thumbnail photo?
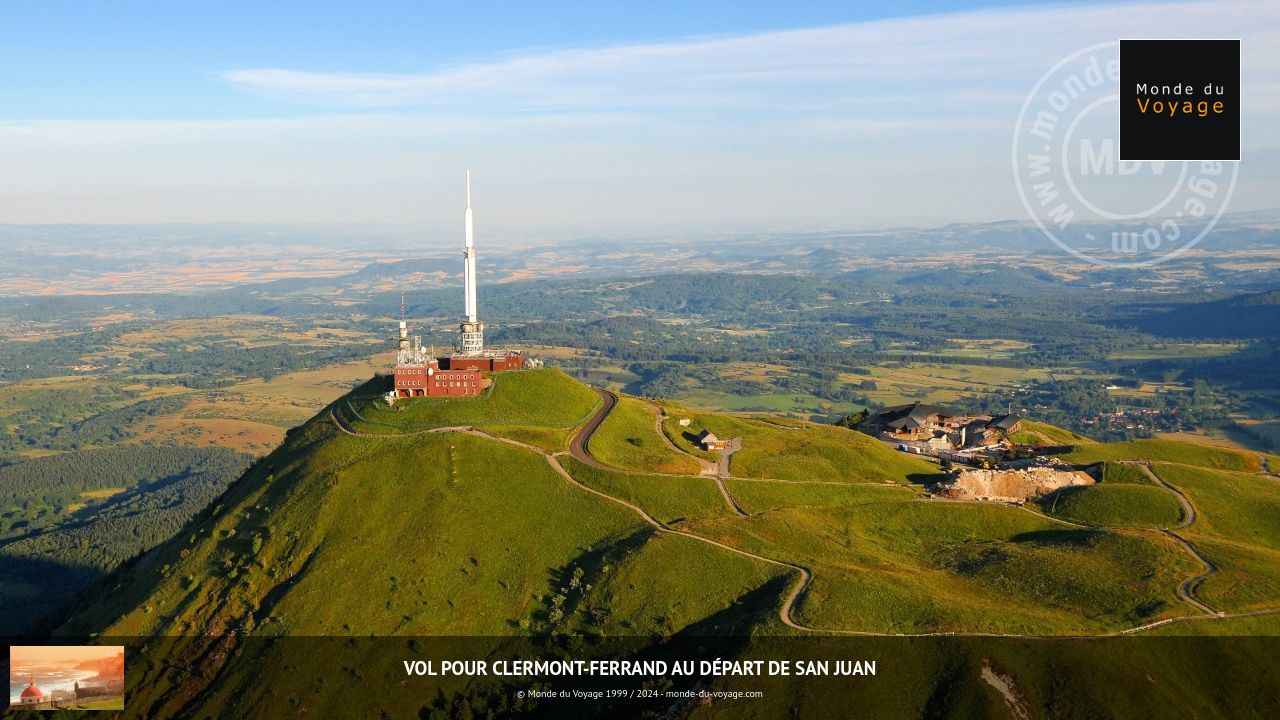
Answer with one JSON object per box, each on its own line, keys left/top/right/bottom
{"left": 8, "top": 646, "right": 124, "bottom": 711}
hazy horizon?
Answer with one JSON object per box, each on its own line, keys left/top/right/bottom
{"left": 2, "top": 0, "right": 1277, "bottom": 235}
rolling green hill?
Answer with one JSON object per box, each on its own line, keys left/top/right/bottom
{"left": 1038, "top": 484, "right": 1186, "bottom": 528}
{"left": 661, "top": 404, "right": 940, "bottom": 483}
{"left": 1152, "top": 463, "right": 1280, "bottom": 612}
{"left": 588, "top": 396, "right": 702, "bottom": 475}
{"left": 1063, "top": 438, "right": 1261, "bottom": 472}
{"left": 340, "top": 368, "right": 600, "bottom": 452}
{"left": 39, "top": 370, "right": 1280, "bottom": 718}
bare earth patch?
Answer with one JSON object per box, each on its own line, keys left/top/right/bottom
{"left": 935, "top": 459, "right": 1095, "bottom": 503}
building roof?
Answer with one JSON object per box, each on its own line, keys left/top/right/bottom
{"left": 988, "top": 414, "right": 1022, "bottom": 430}
{"left": 22, "top": 683, "right": 44, "bottom": 699}
{"left": 877, "top": 402, "right": 959, "bottom": 430}
{"left": 695, "top": 430, "right": 720, "bottom": 444}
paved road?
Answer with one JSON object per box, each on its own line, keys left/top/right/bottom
{"left": 717, "top": 437, "right": 742, "bottom": 476}
{"left": 329, "top": 397, "right": 1277, "bottom": 637}
{"left": 715, "top": 438, "right": 749, "bottom": 517}
{"left": 567, "top": 388, "right": 617, "bottom": 471}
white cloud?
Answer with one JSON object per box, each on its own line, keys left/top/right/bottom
{"left": 220, "top": 0, "right": 1280, "bottom": 117}
{"left": 2, "top": 0, "right": 1278, "bottom": 228}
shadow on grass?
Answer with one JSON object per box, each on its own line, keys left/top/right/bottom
{"left": 907, "top": 471, "right": 949, "bottom": 486}
{"left": 1008, "top": 528, "right": 1103, "bottom": 546}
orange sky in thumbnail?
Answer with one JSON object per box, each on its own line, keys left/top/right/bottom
{"left": 9, "top": 646, "right": 122, "bottom": 665}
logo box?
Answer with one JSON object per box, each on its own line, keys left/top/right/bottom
{"left": 1119, "top": 39, "right": 1240, "bottom": 161}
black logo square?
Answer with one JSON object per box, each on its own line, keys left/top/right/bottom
{"left": 1120, "top": 39, "right": 1239, "bottom": 160}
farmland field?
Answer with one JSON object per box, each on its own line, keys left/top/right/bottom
{"left": 846, "top": 362, "right": 1067, "bottom": 407}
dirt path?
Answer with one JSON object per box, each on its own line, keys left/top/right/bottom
{"left": 1122, "top": 461, "right": 1196, "bottom": 528}
{"left": 922, "top": 495, "right": 1095, "bottom": 530}
{"left": 1257, "top": 453, "right": 1280, "bottom": 481}
{"left": 648, "top": 401, "right": 719, "bottom": 476}
{"left": 329, "top": 398, "right": 1276, "bottom": 638}
{"left": 1119, "top": 461, "right": 1221, "bottom": 616}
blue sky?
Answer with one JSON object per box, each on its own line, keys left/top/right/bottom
{"left": 2, "top": 0, "right": 1072, "bottom": 120}
{"left": 1, "top": 0, "right": 1276, "bottom": 233}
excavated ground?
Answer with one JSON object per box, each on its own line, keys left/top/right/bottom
{"left": 933, "top": 459, "right": 1095, "bottom": 504}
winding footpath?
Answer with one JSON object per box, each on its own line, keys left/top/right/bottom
{"left": 329, "top": 395, "right": 1278, "bottom": 639}
{"left": 644, "top": 398, "right": 747, "bottom": 516}
{"left": 1118, "top": 460, "right": 1222, "bottom": 616}
{"left": 649, "top": 401, "right": 719, "bottom": 477}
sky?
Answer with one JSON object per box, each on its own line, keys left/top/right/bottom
{"left": 1, "top": 0, "right": 1277, "bottom": 237}
{"left": 9, "top": 645, "right": 121, "bottom": 664}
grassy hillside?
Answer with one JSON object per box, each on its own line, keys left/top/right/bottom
{"left": 1153, "top": 464, "right": 1280, "bottom": 549}
{"left": 58, "top": 380, "right": 1254, "bottom": 639}
{"left": 1010, "top": 420, "right": 1094, "bottom": 445}
{"left": 588, "top": 396, "right": 702, "bottom": 475}
{"left": 700, "top": 481, "right": 1197, "bottom": 635}
{"left": 561, "top": 456, "right": 728, "bottom": 525}
{"left": 344, "top": 368, "right": 600, "bottom": 433}
{"left": 1038, "top": 484, "right": 1186, "bottom": 529}
{"left": 1063, "top": 439, "right": 1260, "bottom": 472}
{"left": 51, "top": 376, "right": 784, "bottom": 718}
{"left": 1153, "top": 463, "right": 1280, "bottom": 612}
{"left": 726, "top": 479, "right": 919, "bottom": 514}
{"left": 57, "top": 422, "right": 773, "bottom": 642}
{"left": 662, "top": 407, "right": 940, "bottom": 483}
{"left": 1100, "top": 461, "right": 1155, "bottom": 484}
{"left": 38, "top": 370, "right": 1280, "bottom": 717}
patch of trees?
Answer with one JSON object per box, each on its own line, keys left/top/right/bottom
{"left": 0, "top": 446, "right": 250, "bottom": 634}
{"left": 0, "top": 445, "right": 247, "bottom": 531}
{"left": 140, "top": 341, "right": 376, "bottom": 388}
{"left": 1139, "top": 345, "right": 1280, "bottom": 393}
{"left": 1122, "top": 290, "right": 1280, "bottom": 340}
{"left": 0, "top": 324, "right": 132, "bottom": 382}
{"left": 961, "top": 377, "right": 1235, "bottom": 441}
{"left": 0, "top": 395, "right": 190, "bottom": 455}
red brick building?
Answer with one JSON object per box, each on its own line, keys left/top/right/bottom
{"left": 394, "top": 360, "right": 482, "bottom": 398}
{"left": 441, "top": 351, "right": 525, "bottom": 372}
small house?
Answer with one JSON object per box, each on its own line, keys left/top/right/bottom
{"left": 696, "top": 429, "right": 727, "bottom": 451}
